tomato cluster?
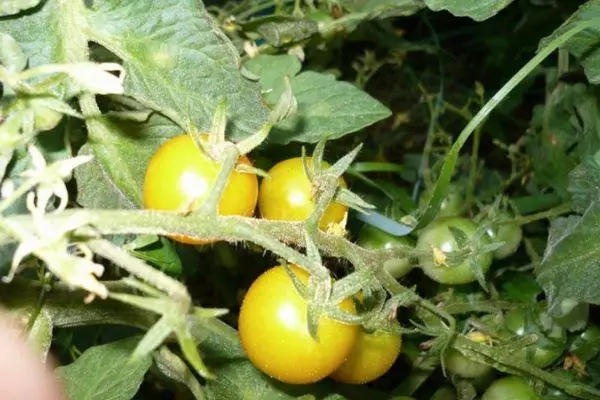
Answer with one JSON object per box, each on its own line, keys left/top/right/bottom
{"left": 143, "top": 139, "right": 348, "bottom": 243}
{"left": 238, "top": 264, "right": 402, "bottom": 384}
{"left": 142, "top": 137, "right": 538, "bottom": 391}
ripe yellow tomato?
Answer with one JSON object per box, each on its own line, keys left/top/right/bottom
{"left": 258, "top": 157, "right": 348, "bottom": 231}
{"left": 330, "top": 328, "right": 402, "bottom": 384}
{"left": 238, "top": 265, "right": 359, "bottom": 384}
{"left": 143, "top": 134, "right": 258, "bottom": 244}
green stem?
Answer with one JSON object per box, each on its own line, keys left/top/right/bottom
{"left": 509, "top": 203, "right": 572, "bottom": 226}
{"left": 306, "top": 175, "right": 338, "bottom": 233}
{"left": 200, "top": 144, "right": 239, "bottom": 217}
{"left": 465, "top": 125, "right": 482, "bottom": 210}
{"left": 87, "top": 239, "right": 189, "bottom": 303}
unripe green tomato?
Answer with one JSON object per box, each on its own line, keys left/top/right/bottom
{"left": 416, "top": 217, "right": 492, "bottom": 285}
{"left": 358, "top": 225, "right": 414, "bottom": 278}
{"left": 445, "top": 332, "right": 493, "bottom": 379}
{"left": 505, "top": 308, "right": 565, "bottom": 368}
{"left": 419, "top": 185, "right": 463, "bottom": 218}
{"left": 445, "top": 348, "right": 493, "bottom": 379}
{"left": 481, "top": 376, "right": 541, "bottom": 400}
{"left": 485, "top": 212, "right": 522, "bottom": 259}
{"left": 570, "top": 324, "right": 600, "bottom": 362}
{"left": 431, "top": 386, "right": 456, "bottom": 400}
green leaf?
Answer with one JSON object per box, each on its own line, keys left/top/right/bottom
{"left": 500, "top": 272, "right": 542, "bottom": 303}
{"left": 154, "top": 346, "right": 206, "bottom": 400}
{"left": 130, "top": 236, "right": 183, "bottom": 276}
{"left": 85, "top": 0, "right": 269, "bottom": 140}
{"left": 424, "top": 0, "right": 515, "bottom": 22}
{"left": 245, "top": 56, "right": 390, "bottom": 143}
{"left": 526, "top": 85, "right": 584, "bottom": 199}
{"left": 249, "top": 17, "right": 318, "bottom": 47}
{"left": 0, "top": 32, "right": 26, "bottom": 73}
{"left": 539, "top": 0, "right": 600, "bottom": 84}
{"left": 270, "top": 71, "right": 391, "bottom": 143}
{"left": 0, "top": 1, "right": 63, "bottom": 68}
{"left": 569, "top": 152, "right": 600, "bottom": 214}
{"left": 74, "top": 113, "right": 179, "bottom": 208}
{"left": 56, "top": 337, "right": 152, "bottom": 400}
{"left": 0, "top": 0, "right": 42, "bottom": 17}
{"left": 341, "top": 0, "right": 424, "bottom": 18}
{"left": 244, "top": 54, "right": 302, "bottom": 95}
{"left": 25, "top": 308, "right": 53, "bottom": 360}
{"left": 537, "top": 203, "right": 600, "bottom": 310}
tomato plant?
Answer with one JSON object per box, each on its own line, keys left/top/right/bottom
{"left": 258, "top": 157, "right": 348, "bottom": 231}
{"left": 143, "top": 134, "right": 258, "bottom": 243}
{"left": 416, "top": 217, "right": 493, "bottom": 284}
{"left": 358, "top": 224, "right": 414, "bottom": 278}
{"left": 481, "top": 376, "right": 541, "bottom": 400}
{"left": 238, "top": 265, "right": 358, "bottom": 384}
{"left": 330, "top": 328, "right": 402, "bottom": 384}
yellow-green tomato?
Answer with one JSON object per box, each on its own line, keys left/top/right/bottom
{"left": 482, "top": 376, "right": 541, "bottom": 400}
{"left": 330, "top": 329, "right": 402, "bottom": 384}
{"left": 258, "top": 157, "right": 348, "bottom": 231}
{"left": 416, "top": 217, "right": 492, "bottom": 284}
{"left": 358, "top": 225, "right": 414, "bottom": 278}
{"left": 238, "top": 265, "right": 359, "bottom": 384}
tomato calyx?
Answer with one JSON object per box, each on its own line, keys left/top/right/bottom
{"left": 280, "top": 263, "right": 364, "bottom": 340}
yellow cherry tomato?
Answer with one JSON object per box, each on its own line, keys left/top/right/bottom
{"left": 238, "top": 265, "right": 359, "bottom": 384}
{"left": 143, "top": 134, "right": 258, "bottom": 244}
{"left": 258, "top": 157, "right": 348, "bottom": 231}
{"left": 330, "top": 328, "right": 402, "bottom": 384}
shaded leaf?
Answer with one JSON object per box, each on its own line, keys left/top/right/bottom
{"left": 569, "top": 151, "right": 600, "bottom": 214}
{"left": 538, "top": 203, "right": 600, "bottom": 310}
{"left": 342, "top": 0, "right": 424, "bottom": 18}
{"left": 74, "top": 113, "right": 179, "bottom": 208}
{"left": 56, "top": 337, "right": 152, "bottom": 400}
{"left": 0, "top": 1, "right": 63, "bottom": 69}
{"left": 424, "top": 0, "right": 515, "bottom": 22}
{"left": 0, "top": 0, "right": 42, "bottom": 18}
{"left": 154, "top": 346, "right": 205, "bottom": 400}
{"left": 85, "top": 0, "right": 269, "bottom": 140}
{"left": 0, "top": 32, "right": 26, "bottom": 73}
{"left": 256, "top": 19, "right": 318, "bottom": 47}
{"left": 539, "top": 0, "right": 600, "bottom": 84}
{"left": 244, "top": 54, "right": 301, "bottom": 96}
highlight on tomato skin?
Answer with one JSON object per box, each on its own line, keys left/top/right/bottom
{"left": 257, "top": 157, "right": 348, "bottom": 231}
{"left": 142, "top": 133, "right": 258, "bottom": 244}
{"left": 237, "top": 264, "right": 359, "bottom": 384}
